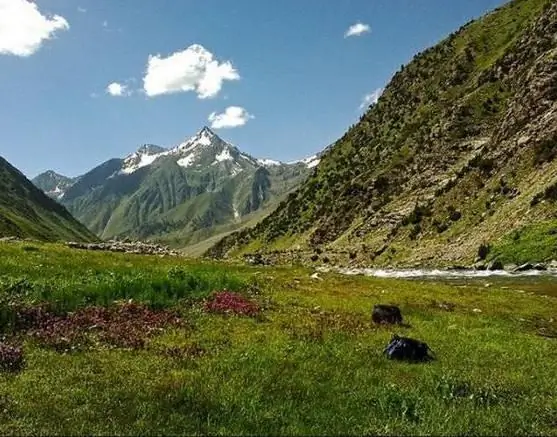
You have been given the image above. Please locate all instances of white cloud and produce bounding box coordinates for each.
[0,0,69,56]
[77,7,87,13]
[345,22,370,38]
[143,44,240,99]
[208,106,253,129]
[359,88,383,110]
[106,82,130,97]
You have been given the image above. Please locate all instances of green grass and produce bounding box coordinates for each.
[0,242,557,435]
[488,220,557,264]
[0,242,251,314]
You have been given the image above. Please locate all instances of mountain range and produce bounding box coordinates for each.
[33,127,320,249]
[207,0,557,267]
[0,156,96,242]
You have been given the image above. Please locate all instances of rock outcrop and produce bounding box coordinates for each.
[66,240,181,256]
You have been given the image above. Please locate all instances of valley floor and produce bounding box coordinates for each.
[0,242,556,435]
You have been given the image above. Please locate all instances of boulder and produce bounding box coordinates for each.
[474,261,487,271]
[487,259,504,271]
[310,272,322,281]
[383,334,434,362]
[514,263,534,272]
[372,304,403,325]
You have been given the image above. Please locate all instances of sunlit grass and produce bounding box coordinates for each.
[0,242,556,435]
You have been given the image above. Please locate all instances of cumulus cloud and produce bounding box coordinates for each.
[345,22,370,38]
[106,82,131,97]
[0,0,69,56]
[208,106,253,129]
[143,44,240,99]
[359,88,383,110]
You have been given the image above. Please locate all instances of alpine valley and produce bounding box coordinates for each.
[33,127,320,251]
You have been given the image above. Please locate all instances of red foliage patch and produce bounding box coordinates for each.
[0,343,24,372]
[204,291,260,317]
[15,302,182,352]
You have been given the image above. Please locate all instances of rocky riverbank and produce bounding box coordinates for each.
[66,240,182,256]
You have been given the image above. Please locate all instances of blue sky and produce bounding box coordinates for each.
[0,0,507,178]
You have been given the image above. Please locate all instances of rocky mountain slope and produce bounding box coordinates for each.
[0,156,96,242]
[33,171,77,200]
[33,127,319,246]
[207,0,557,267]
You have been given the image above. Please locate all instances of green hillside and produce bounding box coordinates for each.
[208,0,557,267]
[0,157,96,242]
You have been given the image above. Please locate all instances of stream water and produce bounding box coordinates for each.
[316,267,557,297]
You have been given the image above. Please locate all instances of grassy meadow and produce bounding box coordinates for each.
[0,241,556,435]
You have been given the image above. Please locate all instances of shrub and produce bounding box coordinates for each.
[403,204,432,226]
[0,343,24,373]
[531,182,557,206]
[23,302,182,352]
[409,224,422,240]
[469,156,495,174]
[477,243,491,260]
[204,291,259,317]
[433,220,449,233]
[533,136,557,166]
[448,206,462,221]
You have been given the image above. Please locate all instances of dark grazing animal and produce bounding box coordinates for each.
[383,334,435,362]
[372,304,403,325]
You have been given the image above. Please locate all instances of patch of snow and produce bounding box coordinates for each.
[214,148,233,163]
[257,158,282,167]
[197,129,214,146]
[47,185,65,199]
[177,154,197,168]
[120,152,161,175]
[231,166,243,177]
[288,154,321,169]
[306,157,320,168]
[175,127,215,153]
[233,204,240,219]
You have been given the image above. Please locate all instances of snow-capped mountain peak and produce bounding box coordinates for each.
[45,127,322,185]
[176,126,218,153]
[120,144,169,175]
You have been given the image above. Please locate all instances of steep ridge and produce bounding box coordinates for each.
[0,156,96,242]
[207,0,557,267]
[34,127,320,246]
[32,171,77,200]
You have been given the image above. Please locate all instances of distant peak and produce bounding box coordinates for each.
[177,126,223,152]
[199,125,215,135]
[136,144,166,155]
[196,126,218,141]
[37,169,68,180]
